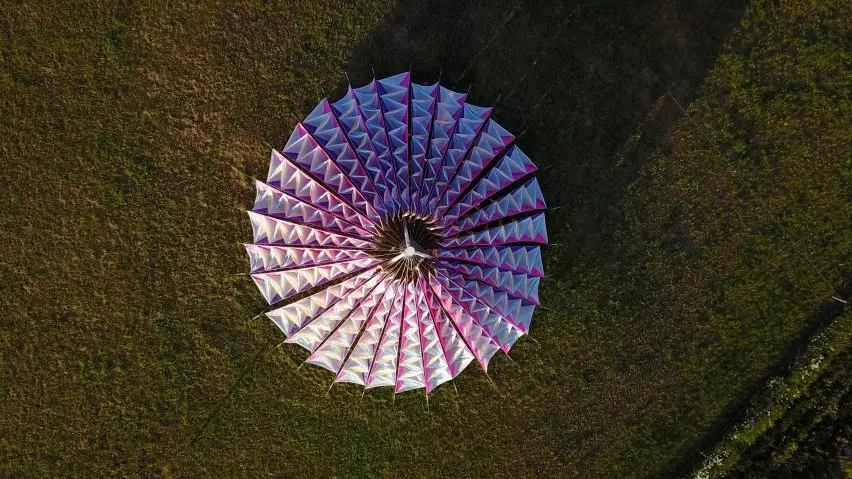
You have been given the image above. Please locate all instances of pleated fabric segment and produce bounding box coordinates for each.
[246,72,548,393]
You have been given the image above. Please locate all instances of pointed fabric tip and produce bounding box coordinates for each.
[305,98,332,121]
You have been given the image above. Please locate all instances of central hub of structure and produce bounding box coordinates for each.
[370,211,442,283]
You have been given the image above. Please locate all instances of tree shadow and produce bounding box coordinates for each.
[337,0,746,282]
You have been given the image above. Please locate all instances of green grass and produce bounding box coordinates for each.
[1,0,849,477]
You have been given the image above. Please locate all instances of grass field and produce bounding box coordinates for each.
[1,0,850,477]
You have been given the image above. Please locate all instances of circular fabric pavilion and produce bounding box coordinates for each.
[245,72,547,393]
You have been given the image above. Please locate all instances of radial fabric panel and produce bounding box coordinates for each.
[246,72,547,393]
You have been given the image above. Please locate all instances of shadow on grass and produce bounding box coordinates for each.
[335,0,746,280]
